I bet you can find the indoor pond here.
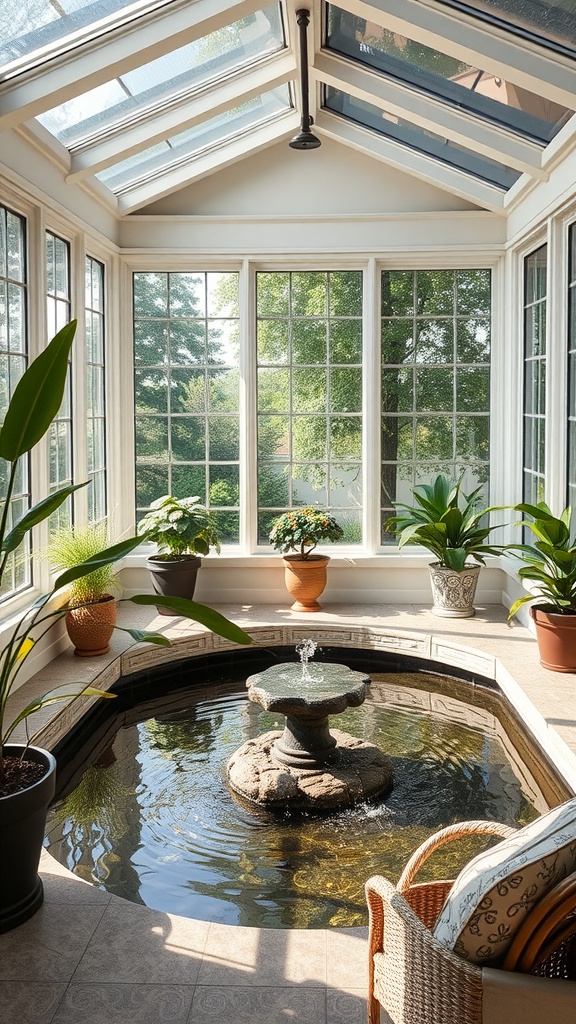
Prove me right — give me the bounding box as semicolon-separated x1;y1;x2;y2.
45;670;541;929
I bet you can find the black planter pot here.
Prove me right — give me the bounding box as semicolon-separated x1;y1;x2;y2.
0;744;56;933
146;555;202;615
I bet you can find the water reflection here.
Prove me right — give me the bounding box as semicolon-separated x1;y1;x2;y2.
45;674;539;928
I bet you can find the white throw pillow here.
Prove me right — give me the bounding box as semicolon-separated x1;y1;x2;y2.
433;798;576;966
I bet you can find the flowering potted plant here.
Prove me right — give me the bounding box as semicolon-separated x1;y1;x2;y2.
269;507;343;611
138;494;221;614
0;322;252;933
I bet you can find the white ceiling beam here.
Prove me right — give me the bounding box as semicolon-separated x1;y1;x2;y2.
337;0;576;109
117;109;300;213
315;109;507;214
66;53;297;182
313;52;547;179
0;0;266;132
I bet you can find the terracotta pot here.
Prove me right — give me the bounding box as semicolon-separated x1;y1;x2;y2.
0;745;56;932
530;606;576;673
146;555;201;616
66;594;117;657
282;554;329;612
428;562;481;618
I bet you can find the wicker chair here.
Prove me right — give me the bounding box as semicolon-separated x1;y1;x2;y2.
366;819;576;1024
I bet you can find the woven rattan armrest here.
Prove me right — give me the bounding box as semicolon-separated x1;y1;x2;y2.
366;874;485;1024
365;820;519;1024
397;819;518;892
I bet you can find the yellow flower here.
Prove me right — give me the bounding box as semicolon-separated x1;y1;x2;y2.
17;638;35;659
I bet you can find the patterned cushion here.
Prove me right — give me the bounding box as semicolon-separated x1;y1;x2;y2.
433;798;576;966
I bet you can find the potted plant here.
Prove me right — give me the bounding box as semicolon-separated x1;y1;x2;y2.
0;322;252;933
138;495;221;615
505;502;576;672
269;506;344;611
47;522;120;657
384;474;502;618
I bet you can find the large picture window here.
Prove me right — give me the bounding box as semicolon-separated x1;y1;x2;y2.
133;272;240;542
46;231;73;533
0;205;29;599
381;269;491;541
256;271;363;544
85;256;106;524
522;244;547;508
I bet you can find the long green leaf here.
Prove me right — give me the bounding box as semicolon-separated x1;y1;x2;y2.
54;535;143;592
4;684;116;741
117;628;171;647
0;321;77;460
2;481;87;555
130;594;253;645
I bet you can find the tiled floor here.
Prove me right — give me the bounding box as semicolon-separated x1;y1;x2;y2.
3;602;576;1024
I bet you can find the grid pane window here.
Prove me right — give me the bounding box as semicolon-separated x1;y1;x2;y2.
85;256;106;524
256;271;363;544
134;272;240;543
522;244;547;508
46;231;73;533
381;269;491;543
568;227;576;514
0;205;30;599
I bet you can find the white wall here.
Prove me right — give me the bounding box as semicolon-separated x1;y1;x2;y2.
0;128;119;246
139;135;480;217
119;135;507;253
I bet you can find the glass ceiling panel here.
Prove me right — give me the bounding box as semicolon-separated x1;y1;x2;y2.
326;6;572;144
324;86;521;190
37;5;285;149
96;85;291;194
436;0;576;56
0;1;165;71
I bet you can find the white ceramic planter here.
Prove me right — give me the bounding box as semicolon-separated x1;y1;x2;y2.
428;562;481;618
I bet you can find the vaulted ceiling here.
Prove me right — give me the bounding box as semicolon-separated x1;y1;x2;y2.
0;0;574;216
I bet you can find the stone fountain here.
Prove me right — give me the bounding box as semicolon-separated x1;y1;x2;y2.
227;641;393;810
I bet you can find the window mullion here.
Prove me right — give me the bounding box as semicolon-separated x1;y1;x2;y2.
364;258;380;554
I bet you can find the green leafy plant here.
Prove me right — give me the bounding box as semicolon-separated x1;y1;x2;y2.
269;507;344;559
506;502;576;619
47;522;119;606
0;322;252;791
384;474;502;573
138;495;221;558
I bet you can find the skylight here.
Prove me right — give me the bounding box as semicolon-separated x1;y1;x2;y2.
96;85;292;194
436;0;576;56
324;87;521;190
325;5;572;143
37;5;285;149
0;0;170;73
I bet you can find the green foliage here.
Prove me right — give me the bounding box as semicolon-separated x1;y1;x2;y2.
0;325;251;778
138;494;221;557
505;503;576;618
48;523;118;606
269;507;344;559
384;474;502;572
